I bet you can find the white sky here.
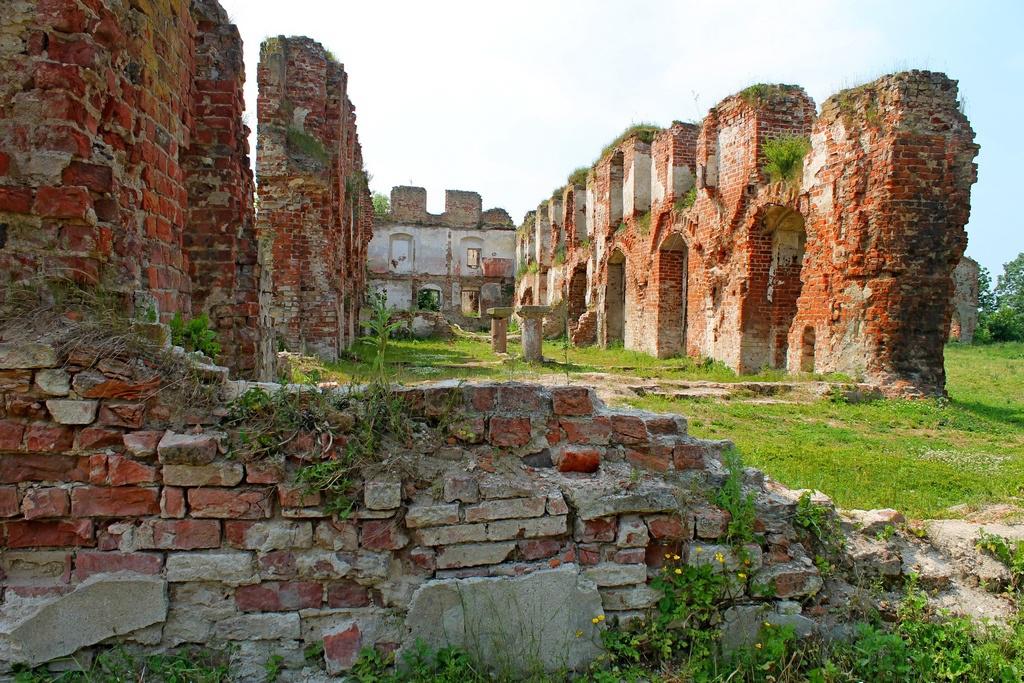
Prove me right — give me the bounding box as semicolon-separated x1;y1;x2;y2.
221;0;1024;277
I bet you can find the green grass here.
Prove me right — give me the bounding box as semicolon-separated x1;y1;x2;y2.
625;343;1024;518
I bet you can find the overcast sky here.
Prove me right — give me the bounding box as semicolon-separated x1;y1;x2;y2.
221;0;1023;278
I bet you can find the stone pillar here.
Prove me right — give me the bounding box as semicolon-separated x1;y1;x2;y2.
487;307;514;354
517;306;551;362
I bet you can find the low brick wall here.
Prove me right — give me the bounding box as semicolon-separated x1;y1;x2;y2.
0;340;823;677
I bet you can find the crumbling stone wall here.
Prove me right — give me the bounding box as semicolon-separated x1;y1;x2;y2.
0;0;271;379
0;336;827;676
367;186;515;324
255;36;374;362
949;256;979;343
519;72;978;396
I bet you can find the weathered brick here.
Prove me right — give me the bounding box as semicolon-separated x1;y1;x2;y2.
25;423;75;452
105;455;158;485
326;581;370;607
235;581;322;611
21;487;69;519
550;386;593;416
0;420;26;450
71;486;159;516
225;520;312;551
486;515;567;541
97;402;146;428
488;416;532;447
442;475;479;503
360;519;409;550
157;432;218;465
0;486;18;516
363;480;401;510
575;516;617;543
45;399;98;425
645;514;690;541
435;542;515;569
123;431;162;459
74;550;162;580
138;519;221;549
560;416;612;444
405;503;459;528
5;519;94;547
161;486;186;518
416;523;488;547
188;487;274;519
324;622;362;674
555;446;601;473
77;427;124;450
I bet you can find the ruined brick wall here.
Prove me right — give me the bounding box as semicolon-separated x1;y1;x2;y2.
0;0;268;379
0;337;823;676
949;256;979;343
519;72;978;395
367;187;515;322
255;36;373;361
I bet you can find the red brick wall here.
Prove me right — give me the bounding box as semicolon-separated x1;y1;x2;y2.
0;0;269;379
521;73;977;395
255;36;373;361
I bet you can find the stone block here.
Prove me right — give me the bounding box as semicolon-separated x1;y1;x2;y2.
0;574;166;666
21;487;69;519
550;386;593;416
214;613;300;641
0;486;18;517
488;416;533;447
584;563;648;587
0;342;58;369
104;455;158;485
464;496;545;522
364;480;402;510
188;487;273;519
720;603;815;653
224;520;313;551
555;446;601;473
417;523;488;547
361;519;409;550
157;431;218;465
4;519;94;548
70;486;159;516
616;516;650;548
599;585;661;610
402;565;603;673
235;581;322;611
436;542;515;569
34;369;70;396
486;515;567;541
123;431;162;459
567;485;678;520
166;551;256;585
405;503;460;528
442;475;480;504
73;551;162;580
163;463;244;487
324;621;362;674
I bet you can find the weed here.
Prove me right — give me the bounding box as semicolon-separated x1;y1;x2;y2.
674;187;697;212
738;83;799;105
286;126;330;164
793;491;844;551
714;449;756;545
596;123;661;166
169;311;220;360
762;135;811;186
976;530;1024;592
554;246;566;266
352;640;487;683
636;212;651;237
568;166;590;187
13;646;231;682
264;654;284;682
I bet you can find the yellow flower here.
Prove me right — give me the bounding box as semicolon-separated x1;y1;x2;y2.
672;554;681;561
664;552;672;559
598;614;605;622
694;547;703;554
576;630;583;638
592;617;599;624
738;572;747;579
755;643;762;649
715;552;725;564
674;568;682;575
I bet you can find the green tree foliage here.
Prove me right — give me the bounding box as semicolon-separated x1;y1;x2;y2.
977;253;1024;343
372;192;390;217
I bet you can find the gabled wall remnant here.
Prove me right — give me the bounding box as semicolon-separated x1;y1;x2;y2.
367;187;515;322
518;72;979;396
0;0;272;380
255;36;374;362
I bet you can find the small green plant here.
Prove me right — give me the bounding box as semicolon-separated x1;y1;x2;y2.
372;192;390;217
714;449;756;545
264;654;284;682
170;311;221;359
286;126;330;164
674;186;697;212
352;640;486;683
976;530;1024;592
636;212;651;237
762;134;811;186
793;491;844;550
615;221;627;234
553;246;566;266
568;166;589;187
13;646;231;682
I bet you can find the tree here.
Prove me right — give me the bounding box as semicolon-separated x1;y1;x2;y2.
994;252;1024;312
371;192;390;218
977;266;996;315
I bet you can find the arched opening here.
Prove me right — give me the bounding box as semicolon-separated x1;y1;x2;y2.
416;285;442;312
605;249;626;346
656;233;688;358
800;326;815;373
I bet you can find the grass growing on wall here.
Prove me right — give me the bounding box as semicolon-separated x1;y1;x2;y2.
761;135;811;186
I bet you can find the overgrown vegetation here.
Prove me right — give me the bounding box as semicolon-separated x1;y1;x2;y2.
636;211;651;237
553;246;566;266
738;83;799;105
372;192;391;217
762;134;811;186
713;449;756;544
0;279;222;420
674;186;697;212
596;123;662;165
977;530;1024;592
169;311;220;360
415;289;441;312
285;126;330;164
568;166;590;187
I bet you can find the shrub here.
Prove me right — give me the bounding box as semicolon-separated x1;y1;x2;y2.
977;306;1024;343
674;186;697;212
416;289;441;312
170;312;221;360
762;135;811;186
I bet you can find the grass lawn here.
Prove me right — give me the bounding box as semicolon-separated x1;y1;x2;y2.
289;336;1024;519
625;343;1024;519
